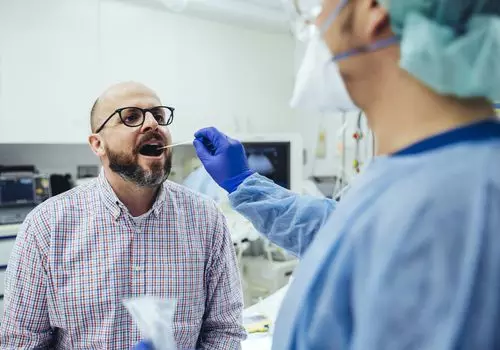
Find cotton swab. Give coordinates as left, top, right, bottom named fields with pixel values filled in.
left=157, top=140, right=193, bottom=150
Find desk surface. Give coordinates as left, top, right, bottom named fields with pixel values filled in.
left=242, top=334, right=273, bottom=350
left=241, top=284, right=289, bottom=350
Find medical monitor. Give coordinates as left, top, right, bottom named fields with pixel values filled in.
left=0, top=176, right=35, bottom=207
left=236, top=134, right=303, bottom=193
left=242, top=142, right=290, bottom=189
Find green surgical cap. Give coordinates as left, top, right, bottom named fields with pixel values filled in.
left=379, top=0, right=500, bottom=101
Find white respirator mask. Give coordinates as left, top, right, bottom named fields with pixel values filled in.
left=289, top=0, right=398, bottom=114
left=290, top=26, right=359, bottom=113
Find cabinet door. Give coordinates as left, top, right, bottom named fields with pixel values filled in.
left=0, top=296, right=4, bottom=323
left=0, top=238, right=16, bottom=266
left=0, top=268, right=6, bottom=296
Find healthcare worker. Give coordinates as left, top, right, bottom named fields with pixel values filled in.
left=194, top=0, right=500, bottom=349
left=135, top=0, right=500, bottom=349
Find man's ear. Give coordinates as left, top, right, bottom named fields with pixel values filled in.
left=366, top=0, right=391, bottom=40
left=88, top=134, right=106, bottom=157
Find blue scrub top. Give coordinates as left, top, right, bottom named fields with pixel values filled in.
left=231, top=119, right=500, bottom=350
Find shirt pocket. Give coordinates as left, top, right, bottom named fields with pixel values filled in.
left=152, top=249, right=206, bottom=347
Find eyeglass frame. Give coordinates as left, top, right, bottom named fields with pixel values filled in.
left=95, top=106, right=175, bottom=134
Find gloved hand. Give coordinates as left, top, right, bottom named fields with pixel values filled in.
left=132, top=340, right=154, bottom=350
left=193, top=127, right=254, bottom=193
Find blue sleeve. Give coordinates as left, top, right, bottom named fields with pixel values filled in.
left=228, top=173, right=336, bottom=257
left=351, top=181, right=500, bottom=350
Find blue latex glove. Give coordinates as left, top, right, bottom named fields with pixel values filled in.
left=193, top=127, right=254, bottom=193
left=132, top=341, right=154, bottom=350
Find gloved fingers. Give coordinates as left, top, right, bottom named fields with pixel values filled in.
left=194, top=127, right=227, bottom=150
left=194, top=127, right=221, bottom=143
left=132, top=340, right=154, bottom=350
left=193, top=139, right=213, bottom=161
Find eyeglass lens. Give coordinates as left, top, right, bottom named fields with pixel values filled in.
left=120, top=107, right=172, bottom=127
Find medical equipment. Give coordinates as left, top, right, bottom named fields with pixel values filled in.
left=77, top=165, right=99, bottom=179
left=242, top=256, right=297, bottom=306
left=194, top=129, right=303, bottom=194
left=0, top=176, right=36, bottom=207
left=236, top=134, right=303, bottom=194
left=0, top=172, right=51, bottom=224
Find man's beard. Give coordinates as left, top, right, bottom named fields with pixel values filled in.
left=107, top=146, right=172, bottom=188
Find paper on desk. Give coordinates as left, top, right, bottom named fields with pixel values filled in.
left=123, top=296, right=177, bottom=350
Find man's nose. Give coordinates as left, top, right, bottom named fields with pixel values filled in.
left=141, top=111, right=159, bottom=132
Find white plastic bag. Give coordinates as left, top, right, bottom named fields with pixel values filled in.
left=123, top=296, right=178, bottom=350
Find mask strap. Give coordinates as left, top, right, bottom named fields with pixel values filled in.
left=333, top=35, right=400, bottom=61
left=320, top=0, right=349, bottom=35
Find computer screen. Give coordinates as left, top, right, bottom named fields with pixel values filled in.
left=242, top=142, right=291, bottom=190
left=0, top=177, right=35, bottom=206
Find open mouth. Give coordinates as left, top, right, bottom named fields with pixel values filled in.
left=138, top=143, right=164, bottom=157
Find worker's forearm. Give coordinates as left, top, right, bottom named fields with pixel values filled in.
left=229, top=173, right=336, bottom=257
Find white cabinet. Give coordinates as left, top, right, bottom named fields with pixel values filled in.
left=0, top=238, right=15, bottom=267
left=0, top=296, right=4, bottom=323
left=0, top=225, right=20, bottom=324
left=0, top=225, right=19, bottom=296
left=0, top=269, right=6, bottom=297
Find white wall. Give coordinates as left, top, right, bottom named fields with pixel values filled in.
left=0, top=0, right=372, bottom=182
left=0, top=0, right=100, bottom=144
left=0, top=0, right=299, bottom=144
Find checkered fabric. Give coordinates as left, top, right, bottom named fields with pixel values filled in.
left=0, top=172, right=245, bottom=349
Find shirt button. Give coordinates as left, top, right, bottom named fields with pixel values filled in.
left=132, top=265, right=143, bottom=272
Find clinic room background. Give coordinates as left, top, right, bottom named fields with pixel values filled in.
left=1, top=0, right=499, bottom=347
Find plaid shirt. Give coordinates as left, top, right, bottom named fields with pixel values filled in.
left=0, top=172, right=245, bottom=349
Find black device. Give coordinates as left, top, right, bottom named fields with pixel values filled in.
left=77, top=165, right=99, bottom=179
left=242, top=142, right=291, bottom=190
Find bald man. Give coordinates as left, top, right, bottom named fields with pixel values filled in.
left=0, top=82, right=246, bottom=349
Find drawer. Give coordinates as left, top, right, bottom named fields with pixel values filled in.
left=0, top=269, right=5, bottom=295
left=0, top=224, right=20, bottom=238
left=0, top=238, right=16, bottom=266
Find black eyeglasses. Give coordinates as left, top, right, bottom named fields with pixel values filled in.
left=95, top=106, right=175, bottom=133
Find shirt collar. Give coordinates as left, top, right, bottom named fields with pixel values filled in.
left=97, top=170, right=168, bottom=220
left=393, top=119, right=500, bottom=156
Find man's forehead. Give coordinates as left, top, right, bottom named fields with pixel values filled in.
left=99, top=83, right=162, bottom=111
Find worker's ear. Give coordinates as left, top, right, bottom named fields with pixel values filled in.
left=88, top=134, right=106, bottom=157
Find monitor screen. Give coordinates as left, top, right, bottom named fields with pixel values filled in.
left=0, top=177, right=35, bottom=206
left=242, top=142, right=291, bottom=190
